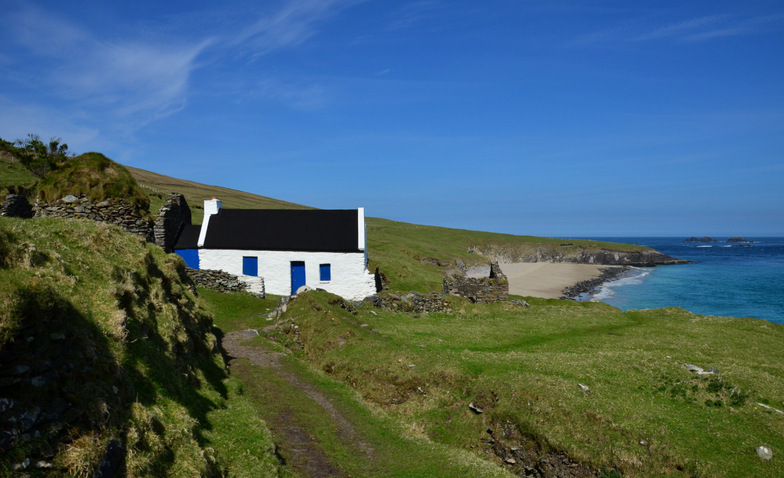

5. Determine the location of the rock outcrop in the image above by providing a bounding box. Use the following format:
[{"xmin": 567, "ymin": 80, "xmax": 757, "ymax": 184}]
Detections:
[
  {"xmin": 727, "ymin": 237, "xmax": 750, "ymax": 243},
  {"xmin": 473, "ymin": 246, "xmax": 690, "ymax": 267},
  {"xmin": 685, "ymin": 236, "xmax": 716, "ymax": 243}
]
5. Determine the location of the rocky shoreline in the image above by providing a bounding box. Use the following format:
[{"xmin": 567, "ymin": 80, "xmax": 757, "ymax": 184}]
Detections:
[{"xmin": 561, "ymin": 266, "xmax": 629, "ymax": 299}]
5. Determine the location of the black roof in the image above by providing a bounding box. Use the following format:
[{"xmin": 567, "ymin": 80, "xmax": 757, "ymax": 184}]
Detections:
[
  {"xmin": 173, "ymin": 224, "xmax": 201, "ymax": 250},
  {"xmin": 201, "ymin": 209, "xmax": 360, "ymax": 252}
]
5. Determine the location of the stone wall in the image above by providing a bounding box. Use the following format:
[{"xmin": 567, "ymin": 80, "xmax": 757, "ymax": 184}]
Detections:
[
  {"xmin": 32, "ymin": 195, "xmax": 154, "ymax": 241},
  {"xmin": 187, "ymin": 268, "xmax": 265, "ymax": 297},
  {"xmin": 365, "ymin": 292, "xmax": 452, "ymax": 314},
  {"xmin": 0, "ymin": 194, "xmax": 34, "ymax": 218},
  {"xmin": 154, "ymin": 193, "xmax": 192, "ymax": 253},
  {"xmin": 443, "ymin": 261, "xmax": 509, "ymax": 303}
]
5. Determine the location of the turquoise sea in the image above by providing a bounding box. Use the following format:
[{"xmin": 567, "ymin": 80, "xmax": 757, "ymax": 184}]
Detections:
[{"xmin": 578, "ymin": 237, "xmax": 784, "ymax": 325}]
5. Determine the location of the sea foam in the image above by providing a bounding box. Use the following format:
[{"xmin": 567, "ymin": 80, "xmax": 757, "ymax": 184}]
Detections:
[{"xmin": 589, "ymin": 267, "xmax": 650, "ymax": 302}]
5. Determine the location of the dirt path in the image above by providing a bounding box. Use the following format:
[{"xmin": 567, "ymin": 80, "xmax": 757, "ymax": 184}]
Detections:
[{"xmin": 222, "ymin": 330, "xmax": 376, "ymax": 477}]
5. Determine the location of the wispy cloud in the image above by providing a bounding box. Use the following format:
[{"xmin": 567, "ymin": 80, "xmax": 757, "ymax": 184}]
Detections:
[
  {"xmin": 6, "ymin": 3, "xmax": 212, "ymax": 128},
  {"xmin": 232, "ymin": 0, "xmax": 363, "ymax": 57},
  {"xmin": 574, "ymin": 11, "xmax": 784, "ymax": 47},
  {"xmin": 387, "ymin": 0, "xmax": 441, "ymax": 31},
  {"xmin": 631, "ymin": 14, "xmax": 730, "ymax": 42}
]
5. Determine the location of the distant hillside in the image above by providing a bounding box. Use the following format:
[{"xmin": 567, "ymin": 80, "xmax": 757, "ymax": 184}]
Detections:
[{"xmin": 126, "ymin": 165, "xmax": 312, "ymax": 224}]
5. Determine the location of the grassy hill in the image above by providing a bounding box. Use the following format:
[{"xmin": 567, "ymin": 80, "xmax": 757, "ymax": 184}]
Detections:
[
  {"xmin": 126, "ymin": 166, "xmax": 312, "ymax": 224},
  {"xmin": 0, "ymin": 218, "xmax": 282, "ymax": 476}
]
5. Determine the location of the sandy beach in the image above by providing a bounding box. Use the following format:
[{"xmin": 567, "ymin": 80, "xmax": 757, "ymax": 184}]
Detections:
[{"xmin": 496, "ymin": 263, "xmax": 615, "ymax": 299}]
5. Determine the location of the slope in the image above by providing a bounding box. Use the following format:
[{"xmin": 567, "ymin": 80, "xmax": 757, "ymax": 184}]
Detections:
[{"xmin": 0, "ymin": 217, "xmax": 282, "ymax": 477}]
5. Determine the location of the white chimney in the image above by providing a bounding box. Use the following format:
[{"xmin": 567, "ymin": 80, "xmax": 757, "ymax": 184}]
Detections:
[{"xmin": 197, "ymin": 197, "xmax": 222, "ymax": 247}]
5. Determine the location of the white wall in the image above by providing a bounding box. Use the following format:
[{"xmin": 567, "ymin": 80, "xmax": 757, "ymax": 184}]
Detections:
[{"xmin": 199, "ymin": 249, "xmax": 376, "ymax": 301}]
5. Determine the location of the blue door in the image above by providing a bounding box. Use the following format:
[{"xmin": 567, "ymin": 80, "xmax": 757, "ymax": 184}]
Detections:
[
  {"xmin": 176, "ymin": 249, "xmax": 199, "ymax": 269},
  {"xmin": 242, "ymin": 256, "xmax": 258, "ymax": 276},
  {"xmin": 291, "ymin": 261, "xmax": 305, "ymax": 294}
]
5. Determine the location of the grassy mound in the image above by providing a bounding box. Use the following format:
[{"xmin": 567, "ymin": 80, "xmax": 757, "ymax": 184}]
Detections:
[
  {"xmin": 37, "ymin": 153, "xmax": 150, "ymax": 213},
  {"xmin": 0, "ymin": 217, "xmax": 280, "ymax": 476},
  {"xmin": 265, "ymin": 289, "xmax": 784, "ymax": 477}
]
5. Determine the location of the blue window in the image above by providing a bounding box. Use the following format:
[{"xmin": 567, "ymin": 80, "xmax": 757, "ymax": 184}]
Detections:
[
  {"xmin": 319, "ymin": 263, "xmax": 331, "ymax": 281},
  {"xmin": 242, "ymin": 256, "xmax": 258, "ymax": 276}
]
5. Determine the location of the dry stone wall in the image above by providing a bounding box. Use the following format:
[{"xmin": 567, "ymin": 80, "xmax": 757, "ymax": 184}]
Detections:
[
  {"xmin": 443, "ymin": 261, "xmax": 509, "ymax": 303},
  {"xmin": 187, "ymin": 268, "xmax": 265, "ymax": 297},
  {"xmin": 32, "ymin": 195, "xmax": 153, "ymax": 241},
  {"xmin": 0, "ymin": 194, "xmax": 34, "ymax": 218}
]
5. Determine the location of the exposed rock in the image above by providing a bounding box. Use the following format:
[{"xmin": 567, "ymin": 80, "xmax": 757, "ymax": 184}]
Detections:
[
  {"xmin": 562, "ymin": 267, "xmax": 628, "ymax": 299},
  {"xmin": 685, "ymin": 363, "xmax": 715, "ymax": 375},
  {"xmin": 578, "ymin": 383, "xmax": 591, "ymax": 395},
  {"xmin": 469, "ymin": 403, "xmax": 483, "ymax": 414},
  {"xmin": 756, "ymin": 445, "xmax": 773, "ymax": 461},
  {"xmin": 685, "ymin": 236, "xmax": 716, "ymax": 243},
  {"xmin": 727, "ymin": 237, "xmax": 750, "ymax": 243},
  {"xmin": 473, "ymin": 246, "xmax": 690, "ymax": 266}
]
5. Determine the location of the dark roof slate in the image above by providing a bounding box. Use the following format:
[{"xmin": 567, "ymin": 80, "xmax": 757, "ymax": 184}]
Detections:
[
  {"xmin": 201, "ymin": 209, "xmax": 360, "ymax": 252},
  {"xmin": 173, "ymin": 224, "xmax": 201, "ymax": 250}
]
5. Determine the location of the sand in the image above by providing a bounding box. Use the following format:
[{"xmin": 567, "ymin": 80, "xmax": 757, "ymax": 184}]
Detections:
[{"xmin": 496, "ymin": 263, "xmax": 610, "ymax": 299}]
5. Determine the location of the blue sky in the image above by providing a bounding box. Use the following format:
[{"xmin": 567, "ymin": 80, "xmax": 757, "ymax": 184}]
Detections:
[{"xmin": 2, "ymin": 1, "xmax": 783, "ymax": 237}]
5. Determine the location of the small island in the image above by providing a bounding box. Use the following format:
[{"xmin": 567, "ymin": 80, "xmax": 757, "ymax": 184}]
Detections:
[
  {"xmin": 684, "ymin": 236, "xmax": 717, "ymax": 243},
  {"xmin": 727, "ymin": 237, "xmax": 752, "ymax": 243}
]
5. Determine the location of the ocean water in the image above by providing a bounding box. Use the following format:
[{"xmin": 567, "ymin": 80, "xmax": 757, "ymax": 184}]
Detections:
[{"xmin": 578, "ymin": 237, "xmax": 784, "ymax": 325}]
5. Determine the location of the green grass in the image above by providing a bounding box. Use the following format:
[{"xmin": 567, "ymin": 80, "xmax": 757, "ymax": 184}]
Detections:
[
  {"xmin": 0, "ymin": 218, "xmax": 282, "ymax": 476},
  {"xmin": 198, "ymin": 288, "xmax": 281, "ymax": 332},
  {"xmin": 264, "ymin": 290, "xmax": 784, "ymax": 477},
  {"xmin": 200, "ymin": 288, "xmax": 514, "ymax": 477},
  {"xmin": 0, "ymin": 153, "xmax": 39, "ymax": 193}
]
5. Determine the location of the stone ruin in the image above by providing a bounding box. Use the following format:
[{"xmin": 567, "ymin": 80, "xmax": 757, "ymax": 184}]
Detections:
[
  {"xmin": 154, "ymin": 193, "xmax": 192, "ymax": 253},
  {"xmin": 443, "ymin": 261, "xmax": 509, "ymax": 303},
  {"xmin": 1, "ymin": 192, "xmax": 191, "ymax": 249},
  {"xmin": 0, "ymin": 194, "xmax": 33, "ymax": 219}
]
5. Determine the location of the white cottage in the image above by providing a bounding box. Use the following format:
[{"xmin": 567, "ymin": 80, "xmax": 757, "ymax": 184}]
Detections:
[{"xmin": 174, "ymin": 199, "xmax": 377, "ymax": 300}]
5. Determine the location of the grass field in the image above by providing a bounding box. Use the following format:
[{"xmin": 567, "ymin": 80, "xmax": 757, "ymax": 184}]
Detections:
[{"xmin": 259, "ymin": 290, "xmax": 784, "ymax": 477}]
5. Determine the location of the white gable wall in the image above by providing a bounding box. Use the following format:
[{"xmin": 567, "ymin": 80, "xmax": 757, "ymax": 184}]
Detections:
[{"xmin": 198, "ymin": 248, "xmax": 376, "ymax": 301}]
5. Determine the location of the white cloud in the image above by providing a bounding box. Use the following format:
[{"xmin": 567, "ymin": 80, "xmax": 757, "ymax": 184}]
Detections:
[{"xmin": 4, "ymin": 3, "xmax": 212, "ymax": 130}]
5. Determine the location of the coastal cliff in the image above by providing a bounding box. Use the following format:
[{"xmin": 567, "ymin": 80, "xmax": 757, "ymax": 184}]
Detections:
[{"xmin": 471, "ymin": 244, "xmax": 690, "ymax": 266}]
